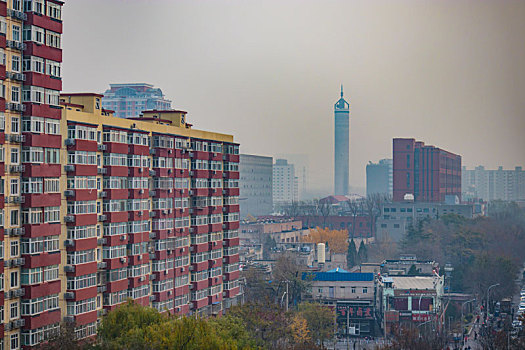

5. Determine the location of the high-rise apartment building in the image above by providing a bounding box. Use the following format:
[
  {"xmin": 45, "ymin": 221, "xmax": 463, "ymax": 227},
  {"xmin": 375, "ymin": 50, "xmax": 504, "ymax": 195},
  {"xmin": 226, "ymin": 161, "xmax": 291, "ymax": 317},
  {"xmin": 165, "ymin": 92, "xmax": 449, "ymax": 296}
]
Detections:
[
  {"xmin": 101, "ymin": 83, "xmax": 172, "ymax": 119},
  {"xmin": 0, "ymin": 1, "xmax": 64, "ymax": 349},
  {"xmin": 334, "ymin": 86, "xmax": 350, "ymax": 195},
  {"xmin": 59, "ymin": 94, "xmax": 241, "ymax": 336},
  {"xmin": 366, "ymin": 159, "xmax": 392, "ymax": 197},
  {"xmin": 462, "ymin": 166, "xmax": 525, "ymax": 202},
  {"xmin": 272, "ymin": 159, "xmax": 298, "ymax": 206},
  {"xmin": 393, "ymin": 139, "xmax": 461, "ymax": 203},
  {"xmin": 0, "ymin": 1, "xmax": 240, "ymax": 345},
  {"xmin": 239, "ymin": 154, "xmax": 272, "ymax": 218}
]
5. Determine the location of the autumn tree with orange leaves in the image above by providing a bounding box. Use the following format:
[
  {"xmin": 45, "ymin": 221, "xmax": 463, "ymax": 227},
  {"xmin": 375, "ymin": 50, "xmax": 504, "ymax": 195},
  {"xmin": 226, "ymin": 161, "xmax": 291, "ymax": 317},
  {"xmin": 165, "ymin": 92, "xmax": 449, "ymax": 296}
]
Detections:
[{"xmin": 302, "ymin": 227, "xmax": 349, "ymax": 254}]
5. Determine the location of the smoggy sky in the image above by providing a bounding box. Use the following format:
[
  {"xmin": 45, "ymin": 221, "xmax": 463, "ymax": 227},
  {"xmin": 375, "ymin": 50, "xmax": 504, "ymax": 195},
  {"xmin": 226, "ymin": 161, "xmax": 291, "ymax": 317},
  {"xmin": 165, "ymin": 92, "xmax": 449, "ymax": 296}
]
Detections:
[{"xmin": 62, "ymin": 0, "xmax": 525, "ymax": 192}]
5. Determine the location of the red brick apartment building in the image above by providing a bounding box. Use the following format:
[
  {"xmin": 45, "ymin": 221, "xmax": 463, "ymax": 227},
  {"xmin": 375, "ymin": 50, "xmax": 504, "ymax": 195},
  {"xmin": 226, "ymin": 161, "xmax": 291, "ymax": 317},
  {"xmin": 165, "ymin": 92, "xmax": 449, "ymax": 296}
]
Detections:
[{"xmin": 393, "ymin": 138, "xmax": 461, "ymax": 203}]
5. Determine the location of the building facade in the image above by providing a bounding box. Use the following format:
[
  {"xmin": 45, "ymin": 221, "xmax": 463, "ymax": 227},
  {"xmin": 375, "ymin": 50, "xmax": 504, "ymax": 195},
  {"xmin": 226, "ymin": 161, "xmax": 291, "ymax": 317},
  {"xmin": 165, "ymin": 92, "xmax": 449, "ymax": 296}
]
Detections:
[
  {"xmin": 239, "ymin": 154, "xmax": 272, "ymax": 218},
  {"xmin": 305, "ymin": 269, "xmax": 377, "ymax": 337},
  {"xmin": 101, "ymin": 83, "xmax": 172, "ymax": 119},
  {"xmin": 272, "ymin": 159, "xmax": 297, "ymax": 206},
  {"xmin": 334, "ymin": 86, "xmax": 350, "ymax": 196},
  {"xmin": 366, "ymin": 159, "xmax": 392, "ymax": 197},
  {"xmin": 60, "ymin": 95, "xmax": 241, "ymax": 328},
  {"xmin": 376, "ymin": 201, "xmax": 483, "ymax": 242},
  {"xmin": 462, "ymin": 166, "xmax": 525, "ymax": 202},
  {"xmin": 379, "ymin": 275, "xmax": 444, "ymax": 334},
  {"xmin": 393, "ymin": 138, "xmax": 461, "ymax": 203},
  {"xmin": 0, "ymin": 1, "xmax": 64, "ymax": 349}
]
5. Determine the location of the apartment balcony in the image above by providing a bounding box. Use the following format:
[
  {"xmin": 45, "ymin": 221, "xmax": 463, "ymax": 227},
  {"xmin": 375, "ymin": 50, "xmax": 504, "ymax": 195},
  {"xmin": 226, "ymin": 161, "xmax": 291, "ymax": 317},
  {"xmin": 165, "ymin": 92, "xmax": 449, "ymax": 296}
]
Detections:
[{"xmin": 25, "ymin": 12, "xmax": 63, "ymax": 33}]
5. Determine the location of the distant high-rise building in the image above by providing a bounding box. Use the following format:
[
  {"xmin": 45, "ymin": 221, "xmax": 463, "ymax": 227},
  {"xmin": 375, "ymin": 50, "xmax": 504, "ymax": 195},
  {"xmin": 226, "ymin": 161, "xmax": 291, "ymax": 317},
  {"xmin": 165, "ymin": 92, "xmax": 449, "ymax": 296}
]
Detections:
[
  {"xmin": 334, "ymin": 85, "xmax": 350, "ymax": 195},
  {"xmin": 462, "ymin": 166, "xmax": 525, "ymax": 201},
  {"xmin": 273, "ymin": 159, "xmax": 298, "ymax": 205},
  {"xmin": 239, "ymin": 154, "xmax": 273, "ymax": 218},
  {"xmin": 393, "ymin": 138, "xmax": 461, "ymax": 202},
  {"xmin": 102, "ymin": 83, "xmax": 172, "ymax": 118},
  {"xmin": 276, "ymin": 153, "xmax": 309, "ymax": 200},
  {"xmin": 366, "ymin": 159, "xmax": 393, "ymax": 197}
]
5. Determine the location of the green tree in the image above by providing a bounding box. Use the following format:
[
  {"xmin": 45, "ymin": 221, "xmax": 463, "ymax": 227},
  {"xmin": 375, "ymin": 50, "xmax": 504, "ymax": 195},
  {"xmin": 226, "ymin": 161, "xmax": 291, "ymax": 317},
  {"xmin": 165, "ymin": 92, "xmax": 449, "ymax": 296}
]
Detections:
[
  {"xmin": 96, "ymin": 300, "xmax": 252, "ymax": 350},
  {"xmin": 347, "ymin": 239, "xmax": 357, "ymax": 268},
  {"xmin": 407, "ymin": 264, "xmax": 418, "ymax": 276},
  {"xmin": 297, "ymin": 302, "xmax": 334, "ymax": 347},
  {"xmin": 357, "ymin": 240, "xmax": 368, "ymax": 264}
]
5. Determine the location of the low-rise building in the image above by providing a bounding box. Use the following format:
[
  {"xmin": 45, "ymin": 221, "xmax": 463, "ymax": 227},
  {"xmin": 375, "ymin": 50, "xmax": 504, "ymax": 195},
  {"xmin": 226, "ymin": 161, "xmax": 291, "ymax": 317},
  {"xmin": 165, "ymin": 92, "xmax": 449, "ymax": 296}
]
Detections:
[
  {"xmin": 304, "ymin": 269, "xmax": 378, "ymax": 337},
  {"xmin": 376, "ymin": 201, "xmax": 484, "ymax": 242},
  {"xmin": 379, "ymin": 275, "xmax": 444, "ymax": 334}
]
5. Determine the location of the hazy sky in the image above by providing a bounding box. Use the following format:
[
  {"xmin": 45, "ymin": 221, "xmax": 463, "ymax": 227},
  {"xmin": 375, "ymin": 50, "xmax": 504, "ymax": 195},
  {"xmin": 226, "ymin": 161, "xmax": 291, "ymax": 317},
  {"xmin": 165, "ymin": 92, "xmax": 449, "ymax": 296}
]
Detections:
[{"xmin": 63, "ymin": 0, "xmax": 525, "ymax": 192}]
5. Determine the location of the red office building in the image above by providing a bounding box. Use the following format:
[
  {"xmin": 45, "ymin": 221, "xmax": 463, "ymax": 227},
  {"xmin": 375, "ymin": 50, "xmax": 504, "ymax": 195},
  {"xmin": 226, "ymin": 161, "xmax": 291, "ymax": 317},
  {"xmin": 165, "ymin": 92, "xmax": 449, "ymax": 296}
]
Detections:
[{"xmin": 393, "ymin": 138, "xmax": 461, "ymax": 203}]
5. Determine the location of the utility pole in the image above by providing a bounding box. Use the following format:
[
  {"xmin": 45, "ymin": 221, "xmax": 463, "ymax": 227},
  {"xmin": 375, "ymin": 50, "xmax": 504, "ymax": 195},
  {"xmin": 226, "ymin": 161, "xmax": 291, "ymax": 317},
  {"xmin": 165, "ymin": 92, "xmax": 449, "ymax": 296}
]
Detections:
[{"xmin": 285, "ymin": 280, "xmax": 289, "ymax": 312}]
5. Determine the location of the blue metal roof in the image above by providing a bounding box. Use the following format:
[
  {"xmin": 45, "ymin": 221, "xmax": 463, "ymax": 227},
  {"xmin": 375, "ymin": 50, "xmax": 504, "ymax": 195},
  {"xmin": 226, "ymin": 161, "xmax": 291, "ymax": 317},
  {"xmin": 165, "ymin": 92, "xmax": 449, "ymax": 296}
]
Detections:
[{"xmin": 302, "ymin": 271, "xmax": 374, "ymax": 282}]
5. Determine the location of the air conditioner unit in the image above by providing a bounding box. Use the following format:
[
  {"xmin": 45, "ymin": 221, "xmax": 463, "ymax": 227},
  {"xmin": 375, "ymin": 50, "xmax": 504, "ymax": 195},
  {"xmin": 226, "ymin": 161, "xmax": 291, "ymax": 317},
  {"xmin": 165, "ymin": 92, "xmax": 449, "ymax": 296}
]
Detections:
[
  {"xmin": 137, "ymin": 255, "xmax": 142, "ymax": 261},
  {"xmin": 164, "ymin": 270, "xmax": 168, "ymax": 275},
  {"xmin": 139, "ymin": 168, "xmax": 143, "ymax": 173},
  {"xmin": 120, "ymin": 257, "xmax": 126, "ymax": 263},
  {"xmin": 139, "ymin": 276, "xmax": 145, "ymax": 282},
  {"xmin": 120, "ymin": 235, "xmax": 126, "ymax": 241},
  {"xmin": 139, "ymin": 189, "xmax": 144, "ymax": 194}
]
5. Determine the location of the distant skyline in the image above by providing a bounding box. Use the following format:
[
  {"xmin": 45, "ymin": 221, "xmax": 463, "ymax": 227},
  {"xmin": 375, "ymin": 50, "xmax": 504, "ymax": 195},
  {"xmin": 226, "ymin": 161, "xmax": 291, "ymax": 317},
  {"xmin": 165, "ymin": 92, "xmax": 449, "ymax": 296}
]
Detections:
[{"xmin": 63, "ymin": 0, "xmax": 525, "ymax": 191}]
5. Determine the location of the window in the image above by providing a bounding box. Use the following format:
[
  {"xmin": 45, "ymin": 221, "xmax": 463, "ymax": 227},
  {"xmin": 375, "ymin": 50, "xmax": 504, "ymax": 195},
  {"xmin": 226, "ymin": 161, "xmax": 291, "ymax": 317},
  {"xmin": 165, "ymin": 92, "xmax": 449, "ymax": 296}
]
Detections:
[
  {"xmin": 11, "ymin": 333, "xmax": 19, "ymax": 350},
  {"xmin": 11, "ymin": 270, "xmax": 19, "ymax": 288},
  {"xmin": 351, "ymin": 287, "xmax": 356, "ymax": 293},
  {"xmin": 10, "ymin": 240, "xmax": 19, "ymax": 258},
  {"xmin": 21, "ymin": 147, "xmax": 43, "ymax": 163},
  {"xmin": 11, "ymin": 55, "xmax": 20, "ymax": 72},
  {"xmin": 45, "ymin": 119, "xmax": 60, "ymax": 134},
  {"xmin": 10, "ymin": 302, "xmax": 19, "ymax": 319},
  {"xmin": 45, "ymin": 59, "xmax": 61, "ymax": 78},
  {"xmin": 10, "ymin": 178, "xmax": 19, "ymax": 195},
  {"xmin": 66, "ymin": 274, "xmax": 96, "ymax": 290},
  {"xmin": 21, "ymin": 178, "xmax": 42, "ymax": 194},
  {"xmin": 10, "ymin": 209, "xmax": 19, "ymax": 226},
  {"xmin": 22, "ymin": 86, "xmax": 45, "ymax": 104},
  {"xmin": 12, "ymin": 24, "xmax": 21, "ymax": 42},
  {"xmin": 11, "ymin": 85, "xmax": 20, "ymax": 103},
  {"xmin": 66, "ymin": 298, "xmax": 96, "ymax": 316},
  {"xmin": 22, "ymin": 117, "xmax": 44, "ymax": 133},
  {"xmin": 11, "ymin": 116, "xmax": 19, "ymax": 133},
  {"xmin": 47, "ymin": 2, "xmax": 61, "ymax": 20},
  {"xmin": 20, "ymin": 294, "xmax": 58, "ymax": 317},
  {"xmin": 45, "ymin": 30, "xmax": 61, "ymax": 49},
  {"xmin": 44, "ymin": 178, "xmax": 60, "ymax": 193},
  {"xmin": 44, "ymin": 207, "xmax": 60, "ymax": 223},
  {"xmin": 45, "ymin": 89, "xmax": 59, "ymax": 106},
  {"xmin": 363, "ymin": 287, "xmax": 368, "ymax": 294}
]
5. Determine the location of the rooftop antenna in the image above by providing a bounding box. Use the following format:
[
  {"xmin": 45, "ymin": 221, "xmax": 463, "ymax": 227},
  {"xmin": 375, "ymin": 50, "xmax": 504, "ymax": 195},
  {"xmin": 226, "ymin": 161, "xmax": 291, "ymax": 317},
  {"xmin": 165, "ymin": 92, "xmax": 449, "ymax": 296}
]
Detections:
[{"xmin": 340, "ymin": 84, "xmax": 344, "ymax": 98}]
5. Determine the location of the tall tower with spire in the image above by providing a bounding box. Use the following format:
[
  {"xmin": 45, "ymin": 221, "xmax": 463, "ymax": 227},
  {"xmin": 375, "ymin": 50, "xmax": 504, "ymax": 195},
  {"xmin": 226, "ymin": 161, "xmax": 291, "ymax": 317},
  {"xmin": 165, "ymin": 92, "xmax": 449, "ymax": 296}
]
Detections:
[{"xmin": 334, "ymin": 85, "xmax": 350, "ymax": 195}]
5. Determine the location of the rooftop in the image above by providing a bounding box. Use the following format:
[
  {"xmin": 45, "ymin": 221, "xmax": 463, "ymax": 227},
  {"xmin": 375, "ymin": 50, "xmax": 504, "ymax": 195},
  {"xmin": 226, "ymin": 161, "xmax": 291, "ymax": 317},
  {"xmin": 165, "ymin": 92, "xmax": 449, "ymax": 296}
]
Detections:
[
  {"xmin": 304, "ymin": 270, "xmax": 374, "ymax": 282},
  {"xmin": 384, "ymin": 276, "xmax": 441, "ymax": 290}
]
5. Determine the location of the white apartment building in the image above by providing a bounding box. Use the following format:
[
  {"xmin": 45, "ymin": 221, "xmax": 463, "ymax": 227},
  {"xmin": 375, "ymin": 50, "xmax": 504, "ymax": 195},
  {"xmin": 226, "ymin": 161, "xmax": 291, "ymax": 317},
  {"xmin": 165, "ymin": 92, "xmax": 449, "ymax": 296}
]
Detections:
[{"xmin": 272, "ymin": 159, "xmax": 298, "ymax": 206}]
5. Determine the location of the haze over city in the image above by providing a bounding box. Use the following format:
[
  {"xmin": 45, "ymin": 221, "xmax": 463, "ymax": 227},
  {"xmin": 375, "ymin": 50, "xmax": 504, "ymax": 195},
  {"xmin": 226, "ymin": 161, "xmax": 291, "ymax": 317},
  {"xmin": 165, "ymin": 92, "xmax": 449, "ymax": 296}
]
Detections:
[{"xmin": 63, "ymin": 0, "xmax": 525, "ymax": 192}]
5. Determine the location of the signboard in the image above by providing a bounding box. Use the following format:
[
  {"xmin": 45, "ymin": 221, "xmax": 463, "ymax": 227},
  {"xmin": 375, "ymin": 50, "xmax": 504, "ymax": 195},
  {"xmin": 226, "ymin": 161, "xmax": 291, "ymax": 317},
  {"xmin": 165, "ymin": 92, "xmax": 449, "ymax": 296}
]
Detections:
[
  {"xmin": 336, "ymin": 305, "xmax": 373, "ymax": 319},
  {"xmin": 385, "ymin": 311, "xmax": 399, "ymax": 322},
  {"xmin": 412, "ymin": 313, "xmax": 432, "ymax": 322},
  {"xmin": 394, "ymin": 290, "xmax": 436, "ymax": 296}
]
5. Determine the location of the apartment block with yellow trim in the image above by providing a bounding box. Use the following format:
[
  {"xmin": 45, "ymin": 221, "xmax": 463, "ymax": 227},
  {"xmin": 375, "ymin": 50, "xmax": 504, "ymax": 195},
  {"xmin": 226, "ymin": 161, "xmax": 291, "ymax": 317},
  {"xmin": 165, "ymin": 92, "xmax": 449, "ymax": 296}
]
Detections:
[
  {"xmin": 0, "ymin": 0, "xmax": 64, "ymax": 349},
  {"xmin": 59, "ymin": 93, "xmax": 241, "ymax": 333}
]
